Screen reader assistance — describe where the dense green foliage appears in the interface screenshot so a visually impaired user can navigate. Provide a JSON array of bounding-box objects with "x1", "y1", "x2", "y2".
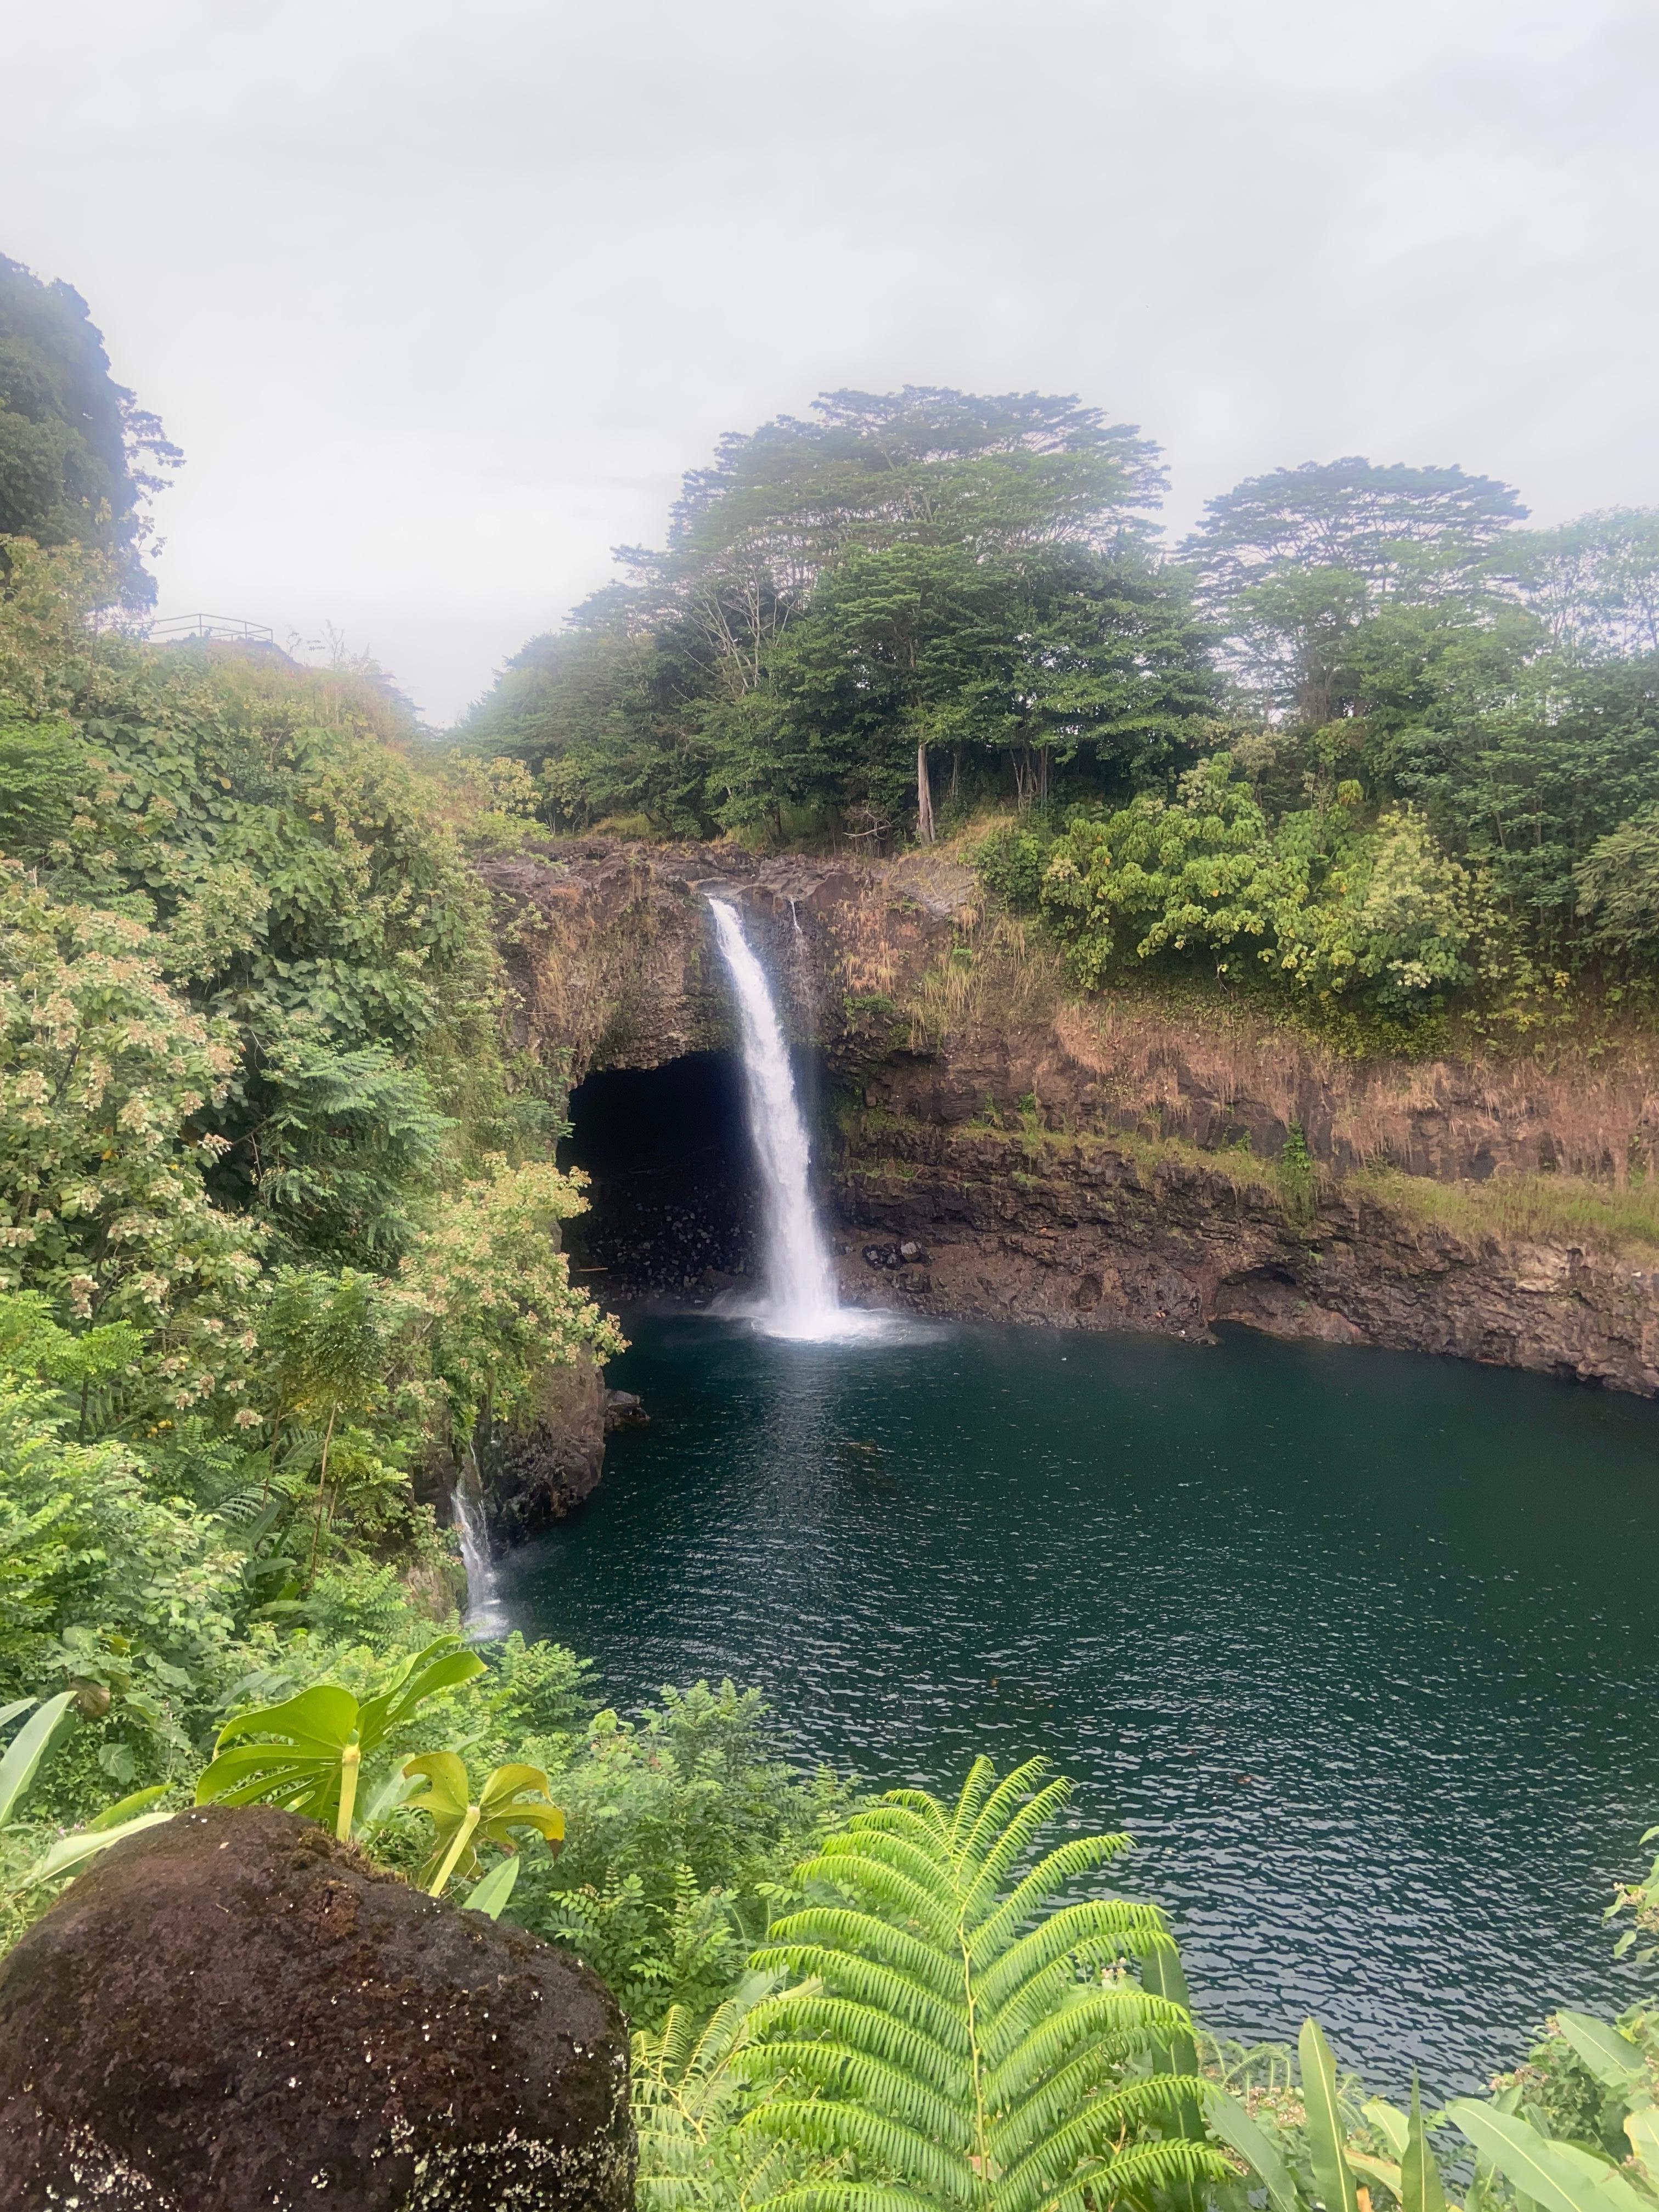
[
  {"x1": 0, "y1": 255, "x2": 178, "y2": 607},
  {"x1": 970, "y1": 460, "x2": 1659, "y2": 1035},
  {"x1": 460, "y1": 388, "x2": 1218, "y2": 844},
  {"x1": 0, "y1": 529, "x2": 618, "y2": 1832},
  {"x1": 466, "y1": 405, "x2": 1659, "y2": 1039}
]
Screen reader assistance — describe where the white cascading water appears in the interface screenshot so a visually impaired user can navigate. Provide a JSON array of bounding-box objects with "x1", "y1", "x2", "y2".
[
  {"x1": 453, "y1": 1460, "x2": 506, "y2": 1639},
  {"x1": 707, "y1": 896, "x2": 881, "y2": 1342}
]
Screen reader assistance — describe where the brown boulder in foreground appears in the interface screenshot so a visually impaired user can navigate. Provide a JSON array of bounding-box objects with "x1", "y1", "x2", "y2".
[{"x1": 0, "y1": 1802, "x2": 634, "y2": 2211}]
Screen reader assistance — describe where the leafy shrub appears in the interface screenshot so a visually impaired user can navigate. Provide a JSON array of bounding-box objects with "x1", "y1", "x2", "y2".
[
  {"x1": 511, "y1": 1680, "x2": 855, "y2": 2028},
  {"x1": 976, "y1": 819, "x2": 1056, "y2": 914},
  {"x1": 0, "y1": 1379, "x2": 253, "y2": 1778},
  {"x1": 980, "y1": 759, "x2": 1502, "y2": 1028},
  {"x1": 1576, "y1": 805, "x2": 1659, "y2": 961}
]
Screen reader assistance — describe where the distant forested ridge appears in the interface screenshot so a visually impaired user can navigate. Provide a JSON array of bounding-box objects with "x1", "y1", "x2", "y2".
[{"x1": 460, "y1": 394, "x2": 1659, "y2": 1035}]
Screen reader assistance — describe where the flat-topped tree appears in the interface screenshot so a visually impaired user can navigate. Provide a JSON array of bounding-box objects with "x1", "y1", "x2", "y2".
[
  {"x1": 645, "y1": 388, "x2": 1169, "y2": 842},
  {"x1": 1183, "y1": 456, "x2": 1526, "y2": 723}
]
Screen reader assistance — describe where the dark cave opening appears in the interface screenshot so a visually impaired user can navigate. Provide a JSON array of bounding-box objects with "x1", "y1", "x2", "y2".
[{"x1": 558, "y1": 1051, "x2": 761, "y2": 1301}]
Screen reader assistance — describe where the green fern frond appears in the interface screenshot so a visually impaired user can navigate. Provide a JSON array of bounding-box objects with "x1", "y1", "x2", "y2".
[
  {"x1": 985, "y1": 1987, "x2": 1193, "y2": 2108},
  {"x1": 744, "y1": 1757, "x2": 1214, "y2": 2212},
  {"x1": 845, "y1": 1805, "x2": 949, "y2": 1849},
  {"x1": 793, "y1": 1850, "x2": 959, "y2": 1940},
  {"x1": 993, "y1": 2064, "x2": 1209, "y2": 2176},
  {"x1": 995, "y1": 2088, "x2": 1229, "y2": 2212},
  {"x1": 740, "y1": 2042, "x2": 968, "y2": 2146},
  {"x1": 741, "y1": 2100, "x2": 975, "y2": 2201},
  {"x1": 967, "y1": 1836, "x2": 1137, "y2": 1964},
  {"x1": 958, "y1": 1779, "x2": 1074, "y2": 1919},
  {"x1": 1036, "y1": 2139, "x2": 1233, "y2": 2212},
  {"x1": 759, "y1": 1909, "x2": 962, "y2": 1993},
  {"x1": 945, "y1": 1754, "x2": 998, "y2": 1854},
  {"x1": 752, "y1": 2186, "x2": 938, "y2": 2212},
  {"x1": 822, "y1": 1827, "x2": 964, "y2": 1908},
  {"x1": 957, "y1": 1758, "x2": 1053, "y2": 1871},
  {"x1": 749, "y1": 1946, "x2": 967, "y2": 2049},
  {"x1": 978, "y1": 1898, "x2": 1170, "y2": 2016},
  {"x1": 744, "y1": 1995, "x2": 963, "y2": 2094}
]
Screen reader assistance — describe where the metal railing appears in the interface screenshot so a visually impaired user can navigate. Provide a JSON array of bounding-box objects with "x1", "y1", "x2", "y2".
[{"x1": 147, "y1": 613, "x2": 275, "y2": 645}]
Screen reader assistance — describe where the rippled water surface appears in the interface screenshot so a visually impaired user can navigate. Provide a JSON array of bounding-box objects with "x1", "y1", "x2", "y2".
[{"x1": 500, "y1": 1314, "x2": 1659, "y2": 2091}]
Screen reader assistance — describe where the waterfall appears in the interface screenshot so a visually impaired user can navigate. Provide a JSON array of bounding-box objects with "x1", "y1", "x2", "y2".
[
  {"x1": 708, "y1": 896, "x2": 880, "y2": 1342},
  {"x1": 453, "y1": 1457, "x2": 507, "y2": 1640}
]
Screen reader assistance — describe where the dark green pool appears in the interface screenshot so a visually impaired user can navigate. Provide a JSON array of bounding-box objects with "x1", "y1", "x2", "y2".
[{"x1": 498, "y1": 1313, "x2": 1659, "y2": 2092}]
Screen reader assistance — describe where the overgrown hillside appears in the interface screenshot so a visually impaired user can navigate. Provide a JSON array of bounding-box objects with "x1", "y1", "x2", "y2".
[{"x1": 0, "y1": 535, "x2": 623, "y2": 1865}]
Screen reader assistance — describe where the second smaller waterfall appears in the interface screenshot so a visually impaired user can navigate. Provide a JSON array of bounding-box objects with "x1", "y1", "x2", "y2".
[
  {"x1": 453, "y1": 1460, "x2": 507, "y2": 1640},
  {"x1": 708, "y1": 896, "x2": 882, "y2": 1342}
]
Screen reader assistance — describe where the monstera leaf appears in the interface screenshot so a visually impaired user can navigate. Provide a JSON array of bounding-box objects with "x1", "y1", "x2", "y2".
[
  {"x1": 402, "y1": 1751, "x2": 565, "y2": 1897},
  {"x1": 196, "y1": 1637, "x2": 484, "y2": 1841}
]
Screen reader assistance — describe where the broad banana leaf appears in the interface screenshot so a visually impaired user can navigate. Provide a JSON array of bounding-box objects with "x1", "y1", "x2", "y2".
[
  {"x1": 1624, "y1": 2111, "x2": 1659, "y2": 2176},
  {"x1": 24, "y1": 1808, "x2": 174, "y2": 1886},
  {"x1": 1302, "y1": 2018, "x2": 1361, "y2": 2212},
  {"x1": 1404, "y1": 2076, "x2": 1449, "y2": 2212},
  {"x1": 88, "y1": 1785, "x2": 170, "y2": 1829},
  {"x1": 1555, "y1": 2013, "x2": 1646, "y2": 2091},
  {"x1": 1447, "y1": 2101, "x2": 1651, "y2": 2212},
  {"x1": 466, "y1": 1855, "x2": 520, "y2": 1919},
  {"x1": 0, "y1": 1691, "x2": 76, "y2": 1822},
  {"x1": 1350, "y1": 2152, "x2": 1405, "y2": 2198},
  {"x1": 1202, "y1": 2082, "x2": 1301, "y2": 2212},
  {"x1": 1365, "y1": 2101, "x2": 1411, "y2": 2158}
]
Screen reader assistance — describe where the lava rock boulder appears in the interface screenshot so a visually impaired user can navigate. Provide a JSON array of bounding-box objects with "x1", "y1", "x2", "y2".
[{"x1": 0, "y1": 1802, "x2": 634, "y2": 2211}]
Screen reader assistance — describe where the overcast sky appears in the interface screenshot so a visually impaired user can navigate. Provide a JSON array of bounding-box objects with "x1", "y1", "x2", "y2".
[{"x1": 5, "y1": 0, "x2": 1656, "y2": 724}]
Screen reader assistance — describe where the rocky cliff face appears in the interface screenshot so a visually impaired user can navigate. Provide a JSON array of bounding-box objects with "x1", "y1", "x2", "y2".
[
  {"x1": 833, "y1": 1113, "x2": 1659, "y2": 1393},
  {"x1": 487, "y1": 834, "x2": 1659, "y2": 1401}
]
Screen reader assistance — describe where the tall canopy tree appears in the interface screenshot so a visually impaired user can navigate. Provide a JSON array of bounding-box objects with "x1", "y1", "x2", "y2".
[
  {"x1": 462, "y1": 387, "x2": 1201, "y2": 840},
  {"x1": 0, "y1": 255, "x2": 179, "y2": 608},
  {"x1": 1487, "y1": 508, "x2": 1659, "y2": 664},
  {"x1": 1182, "y1": 457, "x2": 1526, "y2": 721}
]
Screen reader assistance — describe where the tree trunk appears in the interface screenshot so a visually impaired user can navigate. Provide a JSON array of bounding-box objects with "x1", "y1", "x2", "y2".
[{"x1": 917, "y1": 741, "x2": 935, "y2": 844}]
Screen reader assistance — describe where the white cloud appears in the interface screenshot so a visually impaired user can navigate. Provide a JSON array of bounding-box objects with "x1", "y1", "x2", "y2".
[{"x1": 4, "y1": 0, "x2": 1654, "y2": 721}]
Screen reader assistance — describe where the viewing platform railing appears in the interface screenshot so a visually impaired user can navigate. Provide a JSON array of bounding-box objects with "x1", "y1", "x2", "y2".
[{"x1": 147, "y1": 613, "x2": 275, "y2": 645}]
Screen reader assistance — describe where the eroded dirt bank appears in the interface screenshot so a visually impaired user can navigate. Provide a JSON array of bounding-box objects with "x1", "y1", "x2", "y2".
[{"x1": 485, "y1": 837, "x2": 1659, "y2": 1398}]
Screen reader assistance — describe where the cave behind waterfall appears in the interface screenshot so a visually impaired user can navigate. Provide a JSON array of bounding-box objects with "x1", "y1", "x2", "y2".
[{"x1": 558, "y1": 1051, "x2": 761, "y2": 1302}]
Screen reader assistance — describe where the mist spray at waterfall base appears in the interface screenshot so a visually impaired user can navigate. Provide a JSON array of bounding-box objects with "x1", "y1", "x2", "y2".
[{"x1": 707, "y1": 896, "x2": 893, "y2": 1344}]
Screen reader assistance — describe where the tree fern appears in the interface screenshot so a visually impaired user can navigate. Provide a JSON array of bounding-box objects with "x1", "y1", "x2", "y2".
[{"x1": 742, "y1": 1757, "x2": 1230, "y2": 2212}]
